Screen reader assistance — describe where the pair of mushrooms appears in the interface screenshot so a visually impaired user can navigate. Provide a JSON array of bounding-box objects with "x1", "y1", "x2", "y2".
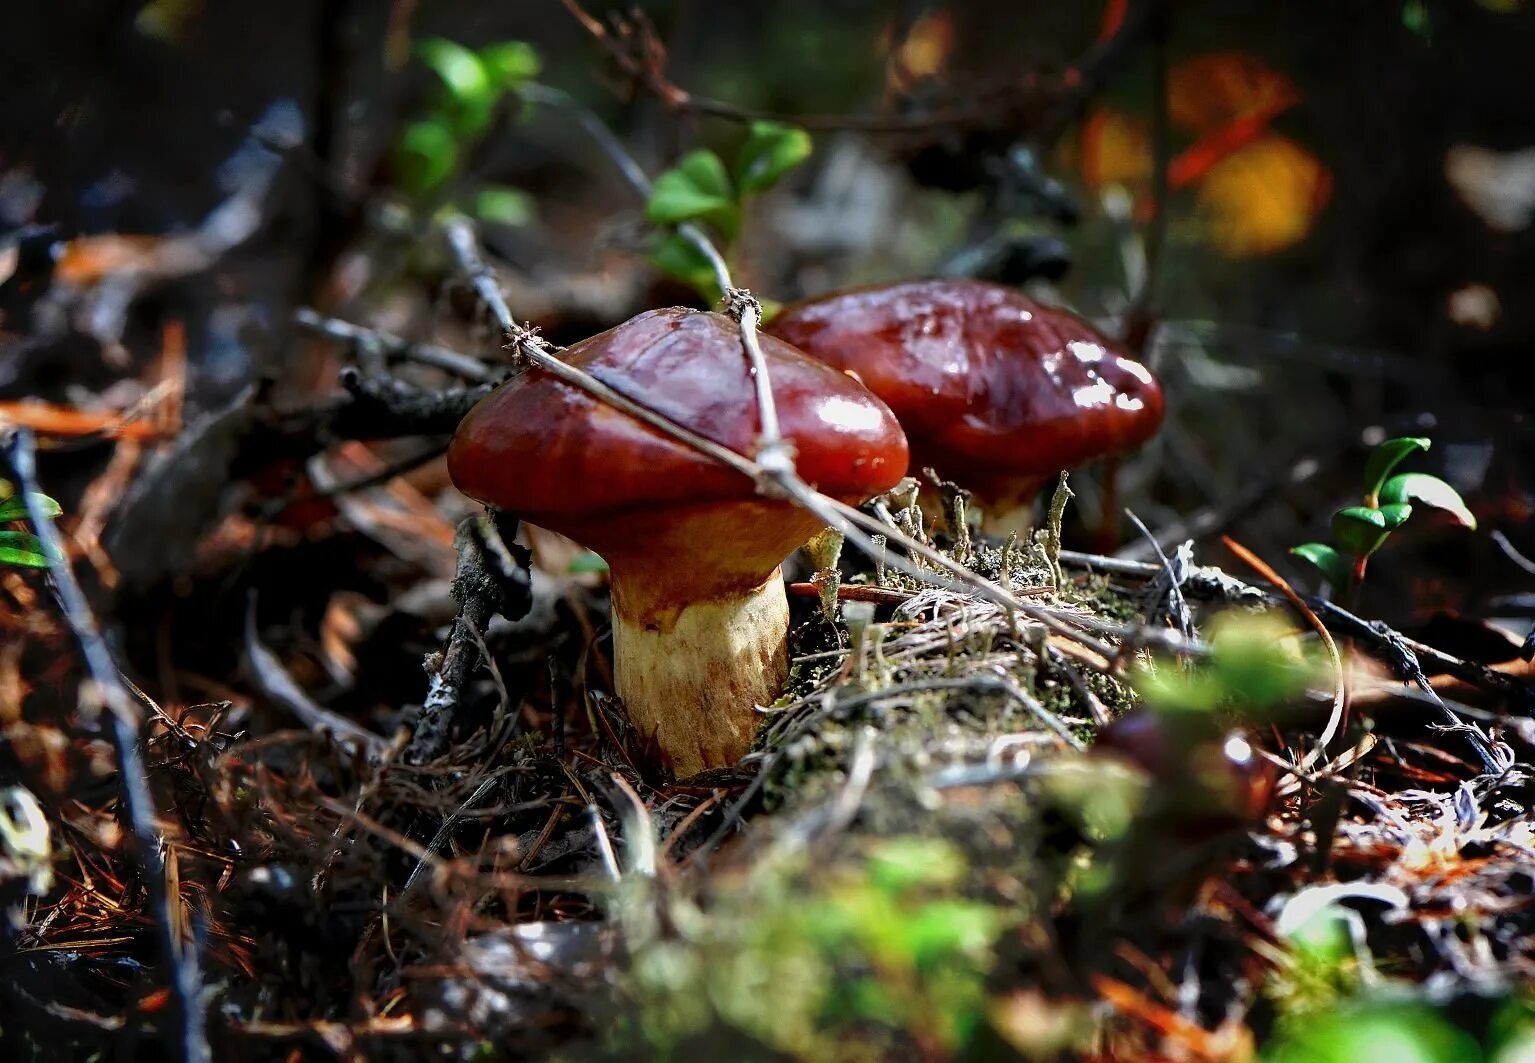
[{"x1": 448, "y1": 279, "x2": 1163, "y2": 776}]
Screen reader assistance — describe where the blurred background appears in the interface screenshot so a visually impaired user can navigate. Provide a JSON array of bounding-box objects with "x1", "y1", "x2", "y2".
[
  {"x1": 4, "y1": 7, "x2": 1535, "y2": 1053},
  {"x1": 3, "y1": 0, "x2": 1533, "y2": 637}
]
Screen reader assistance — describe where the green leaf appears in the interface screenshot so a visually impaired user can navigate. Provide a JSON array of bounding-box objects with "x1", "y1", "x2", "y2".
[
  {"x1": 397, "y1": 119, "x2": 460, "y2": 194},
  {"x1": 0, "y1": 493, "x2": 62, "y2": 523},
  {"x1": 1331, "y1": 505, "x2": 1392, "y2": 559},
  {"x1": 1377, "y1": 501, "x2": 1413, "y2": 529},
  {"x1": 416, "y1": 38, "x2": 496, "y2": 134},
  {"x1": 649, "y1": 231, "x2": 724, "y2": 301},
  {"x1": 473, "y1": 185, "x2": 534, "y2": 226},
  {"x1": 0, "y1": 531, "x2": 52, "y2": 569},
  {"x1": 1291, "y1": 542, "x2": 1350, "y2": 588},
  {"x1": 1488, "y1": 998, "x2": 1535, "y2": 1062},
  {"x1": 1363, "y1": 436, "x2": 1429, "y2": 500},
  {"x1": 646, "y1": 149, "x2": 737, "y2": 229},
  {"x1": 478, "y1": 41, "x2": 540, "y2": 87},
  {"x1": 735, "y1": 121, "x2": 813, "y2": 196},
  {"x1": 1380, "y1": 473, "x2": 1476, "y2": 529}
]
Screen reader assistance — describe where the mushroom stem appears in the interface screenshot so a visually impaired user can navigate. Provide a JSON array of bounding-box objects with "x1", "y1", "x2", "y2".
[
  {"x1": 982, "y1": 503, "x2": 1037, "y2": 537},
  {"x1": 971, "y1": 481, "x2": 1047, "y2": 538},
  {"x1": 609, "y1": 567, "x2": 789, "y2": 776}
]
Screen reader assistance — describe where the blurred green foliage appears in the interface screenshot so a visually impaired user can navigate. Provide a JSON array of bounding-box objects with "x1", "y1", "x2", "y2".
[
  {"x1": 1266, "y1": 1000, "x2": 1480, "y2": 1063},
  {"x1": 609, "y1": 836, "x2": 1016, "y2": 1060},
  {"x1": 392, "y1": 36, "x2": 539, "y2": 227},
  {"x1": 1133, "y1": 610, "x2": 1322, "y2": 717},
  {"x1": 1263, "y1": 995, "x2": 1535, "y2": 1063},
  {"x1": 1263, "y1": 889, "x2": 1535, "y2": 1061}
]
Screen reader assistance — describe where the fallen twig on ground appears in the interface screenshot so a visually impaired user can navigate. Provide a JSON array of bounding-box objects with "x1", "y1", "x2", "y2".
[
  {"x1": 406, "y1": 509, "x2": 532, "y2": 764},
  {"x1": 1062, "y1": 546, "x2": 1516, "y2": 773},
  {"x1": 294, "y1": 307, "x2": 504, "y2": 383}
]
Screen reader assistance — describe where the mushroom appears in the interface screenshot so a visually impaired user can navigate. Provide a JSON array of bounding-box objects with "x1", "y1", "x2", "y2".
[
  {"x1": 447, "y1": 308, "x2": 908, "y2": 776},
  {"x1": 767, "y1": 279, "x2": 1164, "y2": 529}
]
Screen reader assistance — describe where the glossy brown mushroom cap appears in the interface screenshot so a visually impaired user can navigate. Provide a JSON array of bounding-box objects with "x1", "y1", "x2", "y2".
[
  {"x1": 448, "y1": 307, "x2": 909, "y2": 534},
  {"x1": 767, "y1": 279, "x2": 1164, "y2": 494}
]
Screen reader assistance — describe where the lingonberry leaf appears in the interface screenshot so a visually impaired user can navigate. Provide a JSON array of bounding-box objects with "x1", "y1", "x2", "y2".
[
  {"x1": 735, "y1": 121, "x2": 813, "y2": 196},
  {"x1": 1377, "y1": 501, "x2": 1413, "y2": 530},
  {"x1": 1331, "y1": 505, "x2": 1391, "y2": 559},
  {"x1": 646, "y1": 149, "x2": 737, "y2": 231},
  {"x1": 1379, "y1": 473, "x2": 1476, "y2": 529},
  {"x1": 1292, "y1": 542, "x2": 1351, "y2": 588},
  {"x1": 1363, "y1": 436, "x2": 1429, "y2": 501},
  {"x1": 0, "y1": 531, "x2": 51, "y2": 569},
  {"x1": 0, "y1": 493, "x2": 62, "y2": 522}
]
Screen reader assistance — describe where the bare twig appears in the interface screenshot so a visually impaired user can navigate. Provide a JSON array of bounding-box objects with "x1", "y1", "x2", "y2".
[
  {"x1": 406, "y1": 510, "x2": 530, "y2": 764},
  {"x1": 243, "y1": 596, "x2": 386, "y2": 754},
  {"x1": 1126, "y1": 509, "x2": 1191, "y2": 637},
  {"x1": 331, "y1": 370, "x2": 494, "y2": 439},
  {"x1": 1122, "y1": 11, "x2": 1170, "y2": 352},
  {"x1": 2, "y1": 428, "x2": 209, "y2": 1063},
  {"x1": 296, "y1": 441, "x2": 447, "y2": 505},
  {"x1": 402, "y1": 775, "x2": 500, "y2": 894},
  {"x1": 294, "y1": 307, "x2": 501, "y2": 383},
  {"x1": 1492, "y1": 530, "x2": 1535, "y2": 578},
  {"x1": 1222, "y1": 535, "x2": 1345, "y2": 770},
  {"x1": 557, "y1": 0, "x2": 1160, "y2": 139},
  {"x1": 722, "y1": 289, "x2": 790, "y2": 470}
]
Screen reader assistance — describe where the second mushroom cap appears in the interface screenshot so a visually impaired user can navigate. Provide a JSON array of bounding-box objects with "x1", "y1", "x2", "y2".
[{"x1": 767, "y1": 278, "x2": 1165, "y2": 510}]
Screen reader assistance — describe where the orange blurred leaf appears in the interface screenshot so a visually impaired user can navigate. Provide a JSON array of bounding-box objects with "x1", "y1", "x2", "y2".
[
  {"x1": 1169, "y1": 96, "x2": 1298, "y2": 191},
  {"x1": 889, "y1": 9, "x2": 954, "y2": 84},
  {"x1": 1194, "y1": 134, "x2": 1331, "y2": 256},
  {"x1": 1080, "y1": 108, "x2": 1154, "y2": 190},
  {"x1": 1168, "y1": 52, "x2": 1299, "y2": 136}
]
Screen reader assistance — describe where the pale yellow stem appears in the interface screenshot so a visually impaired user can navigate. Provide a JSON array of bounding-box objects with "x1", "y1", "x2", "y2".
[{"x1": 610, "y1": 569, "x2": 789, "y2": 777}]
